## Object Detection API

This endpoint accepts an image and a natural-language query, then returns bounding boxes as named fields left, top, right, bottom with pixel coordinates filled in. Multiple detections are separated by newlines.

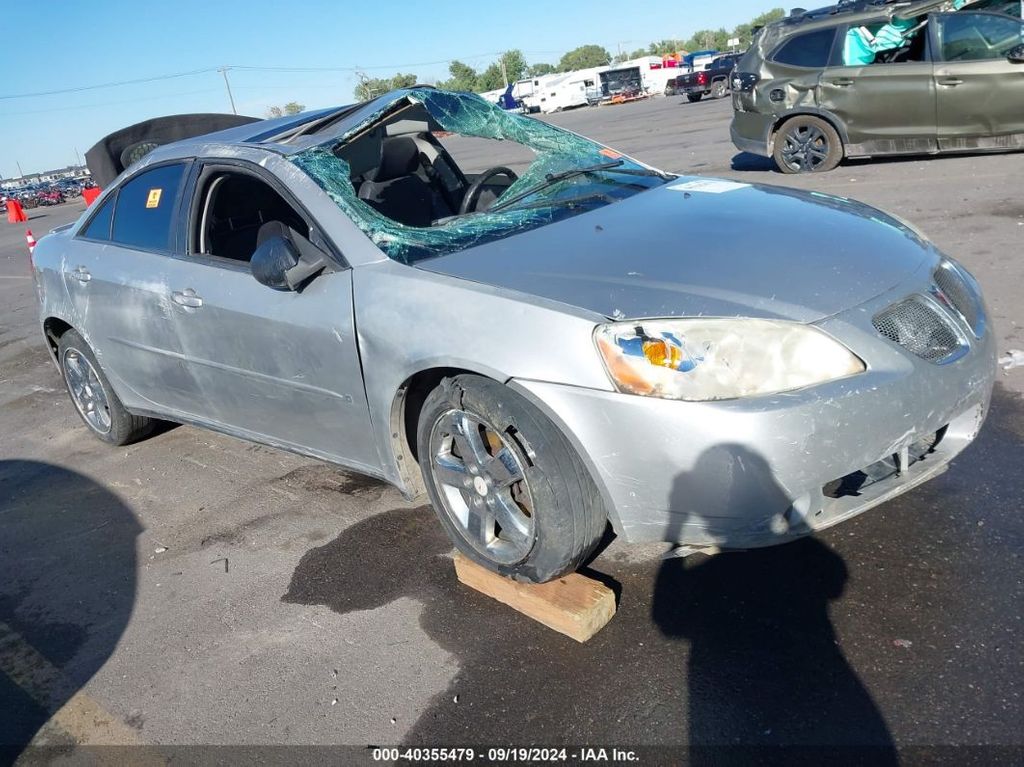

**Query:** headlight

left=595, top=318, right=865, bottom=401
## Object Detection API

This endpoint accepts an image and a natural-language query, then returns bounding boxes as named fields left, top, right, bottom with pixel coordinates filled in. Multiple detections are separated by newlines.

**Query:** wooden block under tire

left=453, top=554, right=616, bottom=643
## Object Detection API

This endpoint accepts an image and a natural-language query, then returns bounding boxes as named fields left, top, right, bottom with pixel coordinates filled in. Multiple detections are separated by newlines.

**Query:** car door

left=818, top=18, right=937, bottom=154
left=66, top=162, right=204, bottom=416
left=932, top=11, right=1024, bottom=150
left=167, top=162, right=381, bottom=473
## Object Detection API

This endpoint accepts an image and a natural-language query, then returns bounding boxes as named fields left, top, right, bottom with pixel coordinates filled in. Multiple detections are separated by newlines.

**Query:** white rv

left=534, top=67, right=608, bottom=113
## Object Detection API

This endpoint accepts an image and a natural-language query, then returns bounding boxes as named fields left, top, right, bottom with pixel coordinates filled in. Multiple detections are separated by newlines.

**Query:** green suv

left=730, top=0, right=1024, bottom=172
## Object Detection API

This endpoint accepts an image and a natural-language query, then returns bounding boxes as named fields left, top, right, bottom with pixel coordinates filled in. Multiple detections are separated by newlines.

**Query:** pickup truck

left=673, top=54, right=740, bottom=102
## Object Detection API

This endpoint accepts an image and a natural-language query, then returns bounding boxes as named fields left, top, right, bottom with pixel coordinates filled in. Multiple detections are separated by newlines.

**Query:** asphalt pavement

left=1, top=96, right=1022, bottom=763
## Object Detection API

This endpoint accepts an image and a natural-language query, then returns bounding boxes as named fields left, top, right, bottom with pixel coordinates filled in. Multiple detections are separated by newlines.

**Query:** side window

left=194, top=171, right=309, bottom=263
left=938, top=12, right=1024, bottom=60
left=842, top=17, right=928, bottom=65
left=111, top=163, right=186, bottom=252
left=772, top=28, right=837, bottom=67
left=81, top=195, right=115, bottom=241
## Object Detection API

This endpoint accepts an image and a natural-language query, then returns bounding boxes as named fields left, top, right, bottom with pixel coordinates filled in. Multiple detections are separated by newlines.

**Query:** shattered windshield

left=290, top=88, right=669, bottom=263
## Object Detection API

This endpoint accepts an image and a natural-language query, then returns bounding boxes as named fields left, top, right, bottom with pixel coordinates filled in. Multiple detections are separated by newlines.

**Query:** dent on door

left=170, top=264, right=382, bottom=474
left=63, top=242, right=203, bottom=415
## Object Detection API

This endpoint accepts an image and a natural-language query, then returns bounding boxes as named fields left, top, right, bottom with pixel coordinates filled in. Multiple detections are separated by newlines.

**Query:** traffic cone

left=7, top=199, right=28, bottom=223
left=25, top=229, right=36, bottom=254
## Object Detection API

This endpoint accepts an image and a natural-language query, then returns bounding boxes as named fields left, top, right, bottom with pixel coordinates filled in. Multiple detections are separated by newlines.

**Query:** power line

left=0, top=88, right=223, bottom=117
left=0, top=51, right=571, bottom=101
left=0, top=68, right=218, bottom=101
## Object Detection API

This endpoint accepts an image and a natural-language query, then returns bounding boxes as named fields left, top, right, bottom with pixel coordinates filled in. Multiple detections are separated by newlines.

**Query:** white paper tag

left=669, top=179, right=750, bottom=194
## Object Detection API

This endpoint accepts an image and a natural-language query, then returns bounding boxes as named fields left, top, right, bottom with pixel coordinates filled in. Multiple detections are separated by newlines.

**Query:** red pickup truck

left=673, top=54, right=741, bottom=102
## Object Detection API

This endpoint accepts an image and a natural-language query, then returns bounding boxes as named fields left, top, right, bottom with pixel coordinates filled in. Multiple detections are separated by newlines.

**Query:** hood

left=417, top=178, right=937, bottom=323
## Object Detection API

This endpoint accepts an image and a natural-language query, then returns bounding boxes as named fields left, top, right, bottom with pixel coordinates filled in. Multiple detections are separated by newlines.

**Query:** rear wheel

left=773, top=115, right=843, bottom=174
left=417, top=375, right=606, bottom=583
left=686, top=93, right=703, bottom=103
left=58, top=329, right=155, bottom=445
left=711, top=80, right=727, bottom=99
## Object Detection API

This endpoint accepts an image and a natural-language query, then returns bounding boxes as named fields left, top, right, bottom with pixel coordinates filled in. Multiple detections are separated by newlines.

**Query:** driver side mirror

left=250, top=224, right=328, bottom=291
left=1008, top=44, right=1024, bottom=64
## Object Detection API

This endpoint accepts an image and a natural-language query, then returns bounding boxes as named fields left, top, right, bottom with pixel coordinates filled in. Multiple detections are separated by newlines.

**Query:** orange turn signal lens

left=642, top=339, right=682, bottom=369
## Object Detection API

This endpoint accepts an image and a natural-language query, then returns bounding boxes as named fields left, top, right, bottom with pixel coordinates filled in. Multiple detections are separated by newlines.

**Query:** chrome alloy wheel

left=427, top=409, right=536, bottom=564
left=780, top=123, right=830, bottom=171
left=62, top=348, right=112, bottom=435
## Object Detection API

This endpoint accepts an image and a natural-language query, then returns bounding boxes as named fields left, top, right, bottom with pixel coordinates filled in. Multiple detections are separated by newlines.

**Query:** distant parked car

left=32, top=87, right=996, bottom=583
left=675, top=54, right=741, bottom=101
left=731, top=0, right=1024, bottom=172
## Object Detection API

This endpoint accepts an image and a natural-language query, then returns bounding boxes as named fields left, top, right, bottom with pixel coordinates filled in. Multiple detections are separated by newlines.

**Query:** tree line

left=352, top=8, right=784, bottom=101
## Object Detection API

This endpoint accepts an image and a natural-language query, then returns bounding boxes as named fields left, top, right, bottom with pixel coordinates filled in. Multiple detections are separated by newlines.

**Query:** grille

left=933, top=265, right=979, bottom=334
left=872, top=296, right=964, bottom=363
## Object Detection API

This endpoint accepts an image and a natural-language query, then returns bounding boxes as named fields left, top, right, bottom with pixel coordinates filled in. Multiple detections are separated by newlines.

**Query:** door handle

left=938, top=78, right=964, bottom=86
left=829, top=78, right=855, bottom=86
left=70, top=266, right=91, bottom=283
left=171, top=288, right=203, bottom=309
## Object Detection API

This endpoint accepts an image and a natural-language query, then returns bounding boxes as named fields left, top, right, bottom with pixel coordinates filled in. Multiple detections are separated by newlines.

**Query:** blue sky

left=1, top=0, right=774, bottom=178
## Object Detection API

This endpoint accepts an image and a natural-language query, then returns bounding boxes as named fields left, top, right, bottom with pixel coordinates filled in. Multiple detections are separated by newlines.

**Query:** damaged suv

left=731, top=0, right=1024, bottom=172
left=33, top=88, right=996, bottom=583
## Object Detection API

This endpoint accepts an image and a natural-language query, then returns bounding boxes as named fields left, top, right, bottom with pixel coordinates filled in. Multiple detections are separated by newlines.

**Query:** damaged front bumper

left=510, top=292, right=997, bottom=547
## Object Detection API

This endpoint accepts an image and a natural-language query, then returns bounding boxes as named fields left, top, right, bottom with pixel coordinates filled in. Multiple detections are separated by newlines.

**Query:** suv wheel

left=417, top=375, right=607, bottom=584
left=686, top=93, right=703, bottom=103
left=711, top=80, right=727, bottom=99
left=58, top=329, right=156, bottom=445
left=773, top=115, right=843, bottom=173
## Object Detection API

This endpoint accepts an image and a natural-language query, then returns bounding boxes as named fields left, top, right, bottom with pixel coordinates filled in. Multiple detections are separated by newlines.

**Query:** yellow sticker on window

left=146, top=189, right=162, bottom=208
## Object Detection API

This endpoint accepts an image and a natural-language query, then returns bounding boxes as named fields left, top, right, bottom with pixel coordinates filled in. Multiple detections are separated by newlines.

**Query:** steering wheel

left=459, top=166, right=519, bottom=214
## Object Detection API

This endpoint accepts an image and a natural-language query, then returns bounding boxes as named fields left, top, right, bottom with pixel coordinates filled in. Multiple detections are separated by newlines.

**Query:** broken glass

left=290, top=88, right=668, bottom=263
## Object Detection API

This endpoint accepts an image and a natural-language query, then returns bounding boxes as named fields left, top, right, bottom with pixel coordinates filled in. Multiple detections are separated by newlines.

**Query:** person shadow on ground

left=0, top=459, right=140, bottom=760
left=652, top=444, right=897, bottom=763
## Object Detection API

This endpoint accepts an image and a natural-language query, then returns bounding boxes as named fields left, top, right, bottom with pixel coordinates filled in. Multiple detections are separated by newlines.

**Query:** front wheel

left=686, top=93, right=703, bottom=103
left=58, top=329, right=156, bottom=445
left=773, top=115, right=843, bottom=173
left=417, top=375, right=607, bottom=583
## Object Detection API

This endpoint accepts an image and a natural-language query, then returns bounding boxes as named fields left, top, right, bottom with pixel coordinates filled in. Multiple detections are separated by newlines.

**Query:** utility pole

left=74, top=147, right=82, bottom=167
left=16, top=161, right=24, bottom=179
left=218, top=66, right=237, bottom=115
left=499, top=54, right=508, bottom=87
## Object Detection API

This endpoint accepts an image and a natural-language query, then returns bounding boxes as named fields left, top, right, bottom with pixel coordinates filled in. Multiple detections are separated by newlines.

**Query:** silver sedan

left=32, top=88, right=996, bottom=583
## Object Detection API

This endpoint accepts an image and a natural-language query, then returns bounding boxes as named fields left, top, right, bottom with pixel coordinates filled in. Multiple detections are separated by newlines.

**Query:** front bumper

left=511, top=283, right=997, bottom=547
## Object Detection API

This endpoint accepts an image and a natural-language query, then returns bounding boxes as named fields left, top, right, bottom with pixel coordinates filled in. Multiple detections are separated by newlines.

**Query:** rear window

left=772, top=28, right=837, bottom=67
left=111, top=163, right=186, bottom=252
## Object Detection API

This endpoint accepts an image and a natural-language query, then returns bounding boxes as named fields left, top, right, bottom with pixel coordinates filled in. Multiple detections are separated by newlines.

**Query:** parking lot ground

left=2, top=97, right=1023, bottom=761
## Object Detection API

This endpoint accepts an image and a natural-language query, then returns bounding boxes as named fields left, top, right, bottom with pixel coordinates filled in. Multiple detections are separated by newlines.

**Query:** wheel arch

left=388, top=365, right=503, bottom=498
left=386, top=365, right=619, bottom=540
left=42, top=316, right=74, bottom=364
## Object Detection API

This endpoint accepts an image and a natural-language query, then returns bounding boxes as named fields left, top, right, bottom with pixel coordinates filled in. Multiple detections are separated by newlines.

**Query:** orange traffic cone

left=7, top=198, right=28, bottom=223
left=26, top=229, right=37, bottom=254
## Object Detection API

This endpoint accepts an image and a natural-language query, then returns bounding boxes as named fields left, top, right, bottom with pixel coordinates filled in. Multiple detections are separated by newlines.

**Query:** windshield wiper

left=489, top=160, right=668, bottom=213
left=513, top=191, right=620, bottom=211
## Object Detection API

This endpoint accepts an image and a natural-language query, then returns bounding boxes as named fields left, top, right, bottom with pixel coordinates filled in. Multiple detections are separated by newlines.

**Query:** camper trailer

left=535, top=67, right=607, bottom=113
left=598, top=65, right=644, bottom=101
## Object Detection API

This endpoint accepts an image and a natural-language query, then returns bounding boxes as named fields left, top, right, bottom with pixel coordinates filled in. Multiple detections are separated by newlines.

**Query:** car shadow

left=730, top=152, right=776, bottom=172
left=653, top=445, right=896, bottom=761
left=283, top=444, right=895, bottom=755
left=730, top=147, right=1015, bottom=175
left=0, top=460, right=140, bottom=758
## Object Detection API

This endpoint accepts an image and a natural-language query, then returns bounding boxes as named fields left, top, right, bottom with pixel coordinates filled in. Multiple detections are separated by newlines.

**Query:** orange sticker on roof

left=146, top=189, right=162, bottom=208
left=599, top=148, right=622, bottom=159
